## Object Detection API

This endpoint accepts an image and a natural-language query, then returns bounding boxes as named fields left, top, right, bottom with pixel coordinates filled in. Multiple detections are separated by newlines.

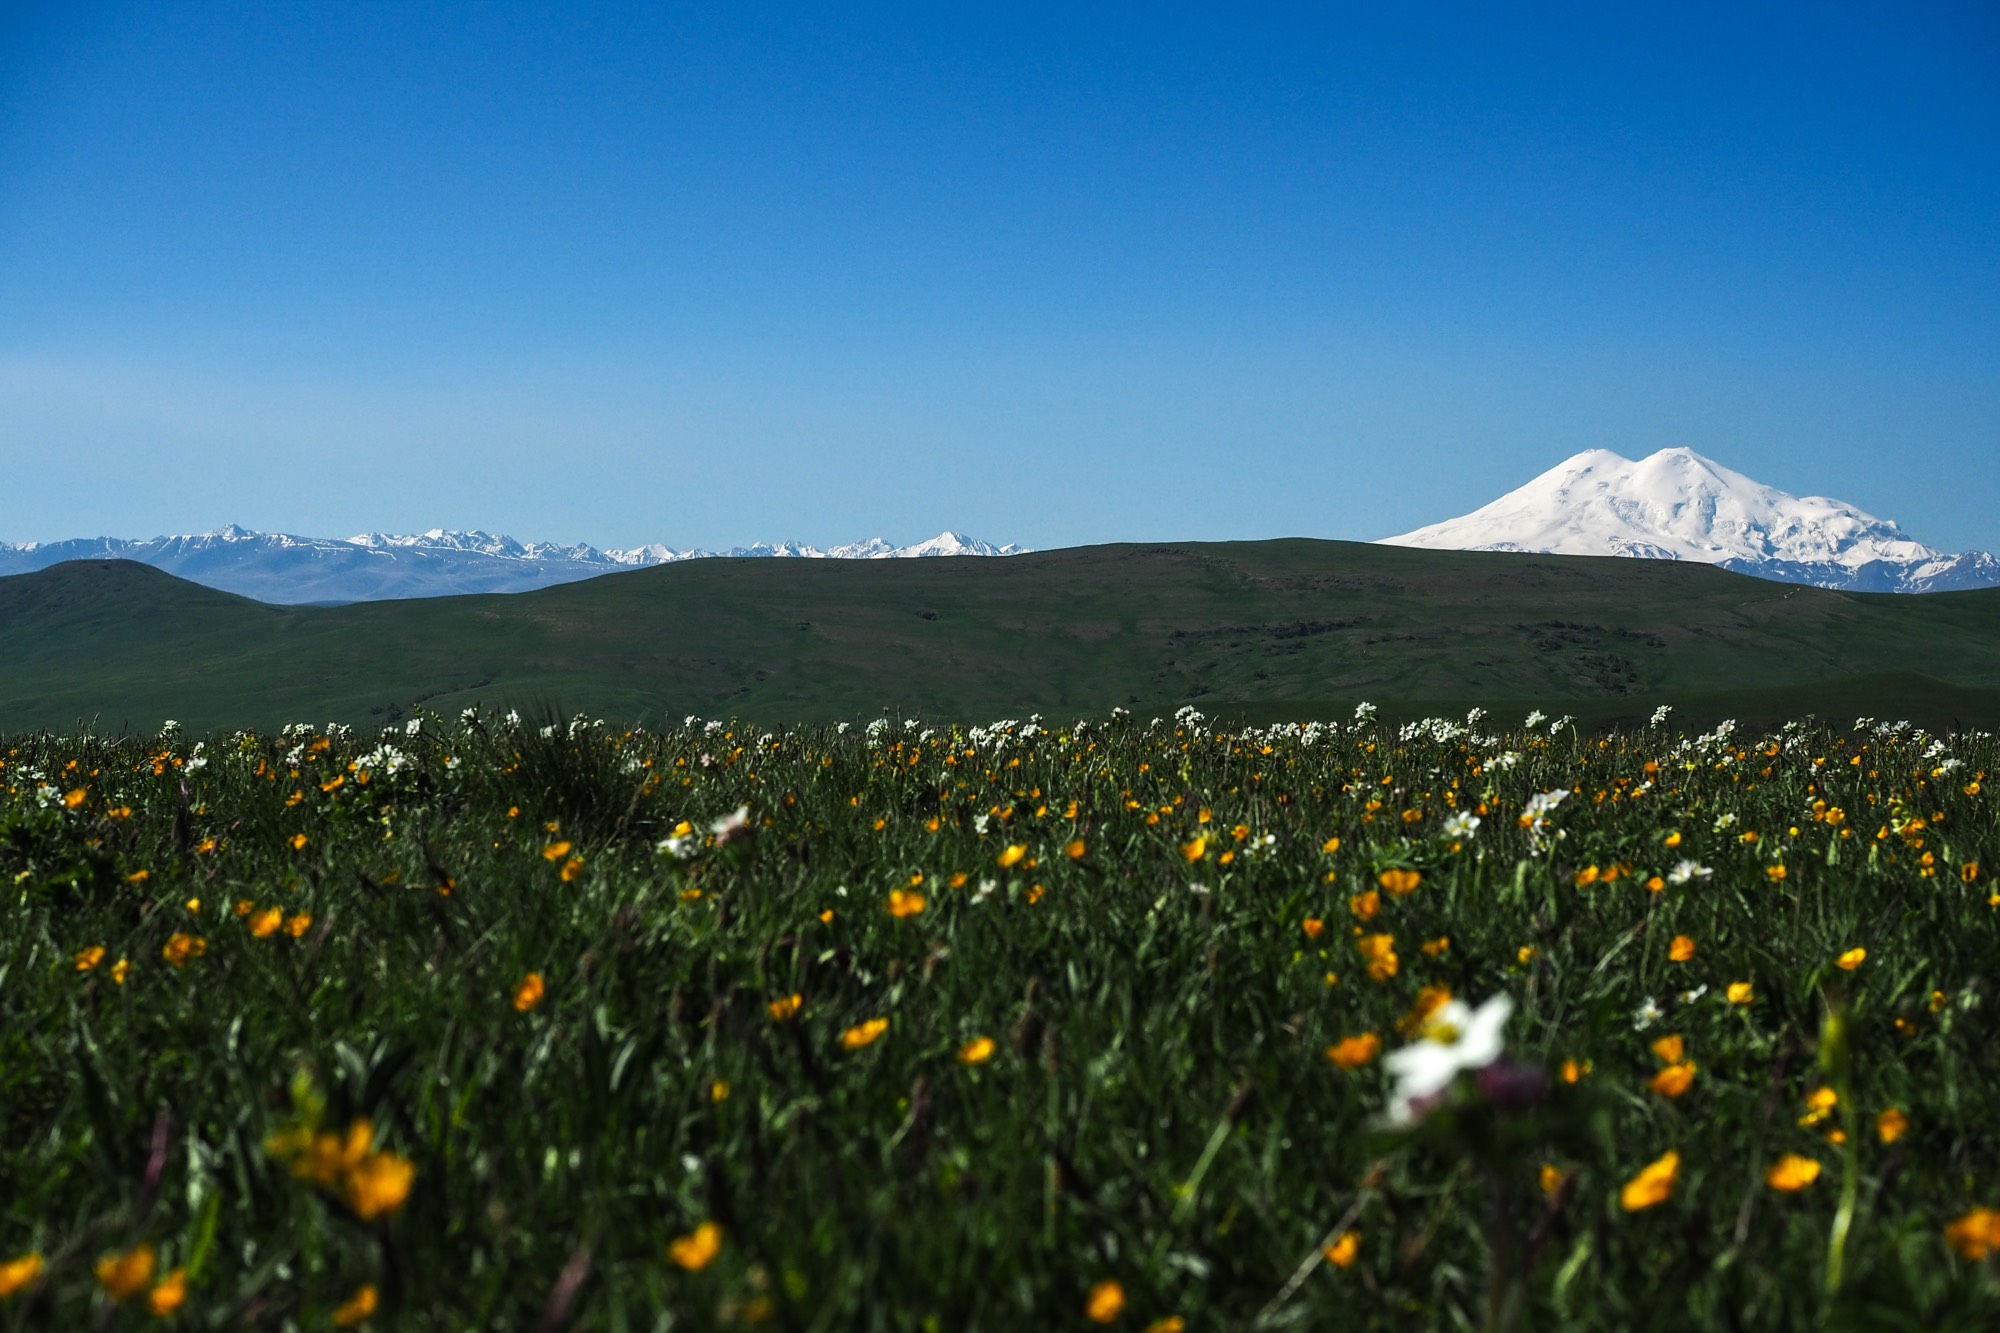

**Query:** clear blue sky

left=3, top=2, right=1996, bottom=552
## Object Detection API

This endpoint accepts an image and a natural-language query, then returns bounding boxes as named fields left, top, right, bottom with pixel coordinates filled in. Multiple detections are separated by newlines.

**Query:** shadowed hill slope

left=4, top=542, right=1999, bottom=732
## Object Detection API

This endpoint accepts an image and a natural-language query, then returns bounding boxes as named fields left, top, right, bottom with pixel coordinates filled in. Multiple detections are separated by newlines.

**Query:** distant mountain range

left=1379, top=448, right=2000, bottom=594
left=0, top=526, right=1028, bottom=604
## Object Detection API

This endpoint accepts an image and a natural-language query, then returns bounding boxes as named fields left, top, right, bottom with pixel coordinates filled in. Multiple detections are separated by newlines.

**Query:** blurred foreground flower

left=1326, top=1033, right=1381, bottom=1069
left=265, top=1117, right=415, bottom=1220
left=669, top=1221, right=722, bottom=1271
left=95, top=1244, right=156, bottom=1303
left=1620, top=1150, right=1681, bottom=1211
left=1382, top=994, right=1512, bottom=1124
left=1946, top=1207, right=2000, bottom=1261
left=513, top=972, right=546, bottom=1012
left=333, top=1284, right=379, bottom=1326
left=0, top=1253, right=43, bottom=1299
left=841, top=1017, right=889, bottom=1050
left=1765, top=1155, right=1822, bottom=1192
left=147, top=1268, right=187, bottom=1316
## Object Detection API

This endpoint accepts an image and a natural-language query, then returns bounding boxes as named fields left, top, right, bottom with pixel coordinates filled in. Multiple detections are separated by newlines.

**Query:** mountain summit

left=1378, top=448, right=2000, bottom=594
left=0, top=528, right=1028, bottom=604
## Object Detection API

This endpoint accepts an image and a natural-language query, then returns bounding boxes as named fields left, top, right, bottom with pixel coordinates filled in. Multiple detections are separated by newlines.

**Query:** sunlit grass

left=1, top=705, right=1996, bottom=1328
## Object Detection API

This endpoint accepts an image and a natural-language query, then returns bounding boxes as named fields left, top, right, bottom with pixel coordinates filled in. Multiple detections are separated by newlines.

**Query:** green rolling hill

left=3, top=541, right=1999, bottom=733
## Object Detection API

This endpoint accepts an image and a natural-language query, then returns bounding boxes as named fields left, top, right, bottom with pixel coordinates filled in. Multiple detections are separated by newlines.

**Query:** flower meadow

left=2, top=704, right=1997, bottom=1330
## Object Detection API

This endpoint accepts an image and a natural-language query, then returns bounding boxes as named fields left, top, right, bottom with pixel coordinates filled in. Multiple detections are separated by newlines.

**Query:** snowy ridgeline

left=0, top=526, right=1030, bottom=604
left=1378, top=448, right=2000, bottom=594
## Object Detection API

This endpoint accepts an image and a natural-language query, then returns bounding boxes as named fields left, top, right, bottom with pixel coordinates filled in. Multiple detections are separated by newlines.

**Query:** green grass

left=5, top=542, right=2000, bottom=733
left=2, top=707, right=1997, bottom=1329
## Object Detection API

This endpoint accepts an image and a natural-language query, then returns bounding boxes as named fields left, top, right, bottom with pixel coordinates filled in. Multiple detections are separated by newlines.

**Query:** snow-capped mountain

left=1378, top=448, right=2000, bottom=594
left=0, top=525, right=1028, bottom=604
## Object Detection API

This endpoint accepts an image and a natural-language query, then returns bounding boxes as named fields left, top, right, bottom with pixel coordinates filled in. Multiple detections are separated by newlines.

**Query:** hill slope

left=4, top=541, right=1999, bottom=733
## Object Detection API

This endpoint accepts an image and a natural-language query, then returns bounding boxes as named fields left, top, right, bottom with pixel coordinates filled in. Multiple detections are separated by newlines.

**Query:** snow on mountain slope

left=0, top=527, right=1029, bottom=604
left=1378, top=448, right=2000, bottom=594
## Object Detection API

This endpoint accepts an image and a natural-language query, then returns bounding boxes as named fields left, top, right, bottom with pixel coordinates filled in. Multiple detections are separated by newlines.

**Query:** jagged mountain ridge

left=0, top=525, right=1028, bottom=604
left=1378, top=448, right=2000, bottom=594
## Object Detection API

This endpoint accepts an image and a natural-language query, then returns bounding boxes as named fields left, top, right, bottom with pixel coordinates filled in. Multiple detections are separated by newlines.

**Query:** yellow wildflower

left=1835, top=947, right=1866, bottom=970
left=96, top=1243, right=157, bottom=1303
left=0, top=1253, right=44, bottom=1299
left=1376, top=867, right=1421, bottom=896
left=332, top=1283, right=380, bottom=1326
left=147, top=1268, right=187, bottom=1316
left=1727, top=982, right=1754, bottom=1006
left=1649, top=1063, right=1697, bottom=1098
left=668, top=1221, right=723, bottom=1271
left=1876, top=1108, right=1908, bottom=1143
left=250, top=908, right=282, bottom=938
left=1326, top=1033, right=1381, bottom=1070
left=1668, top=935, right=1695, bottom=962
left=768, top=994, right=803, bottom=1021
left=1356, top=933, right=1398, bottom=981
left=1765, top=1155, right=1822, bottom=1192
left=344, top=1150, right=416, bottom=1219
left=1085, top=1280, right=1125, bottom=1323
left=74, top=945, right=106, bottom=972
left=1323, top=1231, right=1361, bottom=1268
left=1945, top=1207, right=2000, bottom=1261
left=886, top=889, right=926, bottom=918
left=959, top=1036, right=996, bottom=1065
left=162, top=932, right=206, bottom=968
left=841, top=1017, right=889, bottom=1050
left=514, top=972, right=546, bottom=1012
left=1619, top=1150, right=1680, bottom=1211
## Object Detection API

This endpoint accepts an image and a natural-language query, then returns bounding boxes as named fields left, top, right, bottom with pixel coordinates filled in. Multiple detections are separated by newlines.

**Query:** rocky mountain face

left=1378, top=448, right=2000, bottom=594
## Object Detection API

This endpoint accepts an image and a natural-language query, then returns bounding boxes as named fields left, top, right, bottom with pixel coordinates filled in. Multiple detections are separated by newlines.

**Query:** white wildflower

left=1383, top=995, right=1513, bottom=1124
left=710, top=805, right=752, bottom=845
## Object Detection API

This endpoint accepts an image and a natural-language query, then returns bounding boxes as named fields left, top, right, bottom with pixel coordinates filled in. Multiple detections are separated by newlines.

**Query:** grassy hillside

left=4, top=541, right=2000, bottom=733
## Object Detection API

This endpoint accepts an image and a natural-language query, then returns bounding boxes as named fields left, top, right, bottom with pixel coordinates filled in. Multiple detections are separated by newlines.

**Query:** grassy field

left=5, top=542, right=2000, bottom=734
left=3, top=705, right=1997, bottom=1329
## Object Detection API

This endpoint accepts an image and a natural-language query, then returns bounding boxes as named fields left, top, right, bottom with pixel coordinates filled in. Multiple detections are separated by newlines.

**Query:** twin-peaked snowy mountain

left=0, top=525, right=1028, bottom=604
left=1379, top=448, right=2000, bottom=594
